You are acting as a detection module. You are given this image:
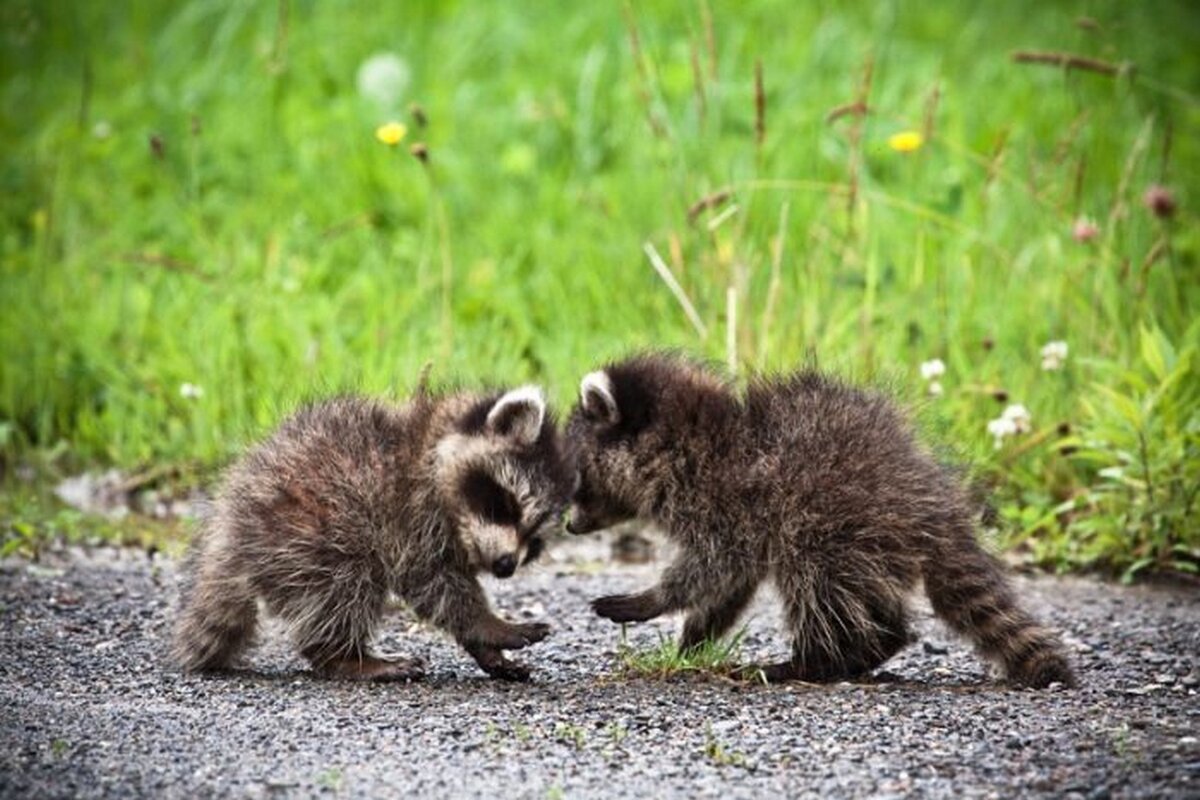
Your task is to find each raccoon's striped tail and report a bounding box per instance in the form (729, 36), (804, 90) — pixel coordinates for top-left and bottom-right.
(171, 519), (258, 672)
(923, 537), (1076, 688)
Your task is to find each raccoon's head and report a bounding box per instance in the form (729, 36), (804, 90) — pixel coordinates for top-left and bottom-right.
(564, 354), (734, 535)
(436, 386), (574, 578)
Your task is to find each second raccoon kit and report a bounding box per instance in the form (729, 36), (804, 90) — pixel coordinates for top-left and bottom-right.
(567, 353), (1076, 688)
(173, 386), (573, 682)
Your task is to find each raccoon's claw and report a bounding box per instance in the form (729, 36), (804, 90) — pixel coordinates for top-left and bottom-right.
(513, 621), (551, 645)
(466, 644), (533, 682)
(484, 657), (533, 682)
(591, 593), (658, 623)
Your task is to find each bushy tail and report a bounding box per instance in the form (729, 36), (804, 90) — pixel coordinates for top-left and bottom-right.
(923, 537), (1076, 688)
(172, 518), (258, 672)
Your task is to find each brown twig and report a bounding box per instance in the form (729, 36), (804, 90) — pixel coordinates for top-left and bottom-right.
(686, 188), (733, 224)
(1011, 50), (1130, 77)
(824, 101), (868, 124)
(123, 252), (212, 283)
(321, 211), (378, 239)
(1136, 237), (1169, 296)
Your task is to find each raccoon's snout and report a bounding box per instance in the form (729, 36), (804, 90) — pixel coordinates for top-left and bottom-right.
(491, 554), (518, 578)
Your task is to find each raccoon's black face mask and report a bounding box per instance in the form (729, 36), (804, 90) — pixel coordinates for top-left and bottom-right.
(565, 465), (636, 535)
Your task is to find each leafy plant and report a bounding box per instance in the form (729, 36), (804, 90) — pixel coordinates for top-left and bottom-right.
(1059, 323), (1200, 581)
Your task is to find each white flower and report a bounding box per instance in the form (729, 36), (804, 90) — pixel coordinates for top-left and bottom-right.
(180, 382), (204, 399)
(1041, 340), (1069, 371)
(919, 358), (946, 380)
(356, 53), (410, 110)
(1001, 403), (1032, 433)
(987, 416), (1017, 449)
(927, 380), (944, 397)
(987, 403), (1032, 448)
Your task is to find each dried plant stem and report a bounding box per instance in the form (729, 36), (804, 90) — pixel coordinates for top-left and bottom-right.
(825, 101), (868, 124)
(644, 242), (707, 339)
(700, 0), (716, 80)
(922, 81), (940, 147)
(726, 285), (738, 374)
(758, 201), (790, 358)
(271, 0), (290, 73)
(687, 187), (732, 223)
(754, 59), (765, 160)
(436, 198), (454, 354)
(622, 4), (668, 139)
(1137, 237), (1169, 296)
(1011, 50), (1129, 77)
(690, 37), (707, 124)
(706, 203), (739, 232)
(846, 55), (874, 230)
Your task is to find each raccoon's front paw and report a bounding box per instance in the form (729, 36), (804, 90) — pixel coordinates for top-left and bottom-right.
(465, 644), (534, 682)
(482, 656), (533, 683)
(591, 592), (660, 623)
(512, 621), (551, 645)
(318, 654), (426, 683)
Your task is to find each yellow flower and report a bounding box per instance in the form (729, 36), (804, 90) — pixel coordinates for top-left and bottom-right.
(887, 130), (923, 153)
(375, 121), (407, 146)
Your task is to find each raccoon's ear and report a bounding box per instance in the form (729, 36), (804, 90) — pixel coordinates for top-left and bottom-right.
(486, 386), (546, 445)
(580, 371), (619, 426)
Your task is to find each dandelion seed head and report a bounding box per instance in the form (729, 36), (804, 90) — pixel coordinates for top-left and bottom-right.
(919, 358), (946, 380)
(356, 53), (410, 110)
(1040, 340), (1069, 371)
(1001, 403), (1032, 433)
(180, 382), (204, 400)
(987, 416), (1017, 449)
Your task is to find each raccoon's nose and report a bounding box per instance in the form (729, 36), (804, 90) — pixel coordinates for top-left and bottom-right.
(491, 554), (517, 578)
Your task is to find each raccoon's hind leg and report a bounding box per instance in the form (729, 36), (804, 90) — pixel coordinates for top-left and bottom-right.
(172, 521), (259, 672)
(751, 564), (910, 683)
(923, 532), (1076, 688)
(269, 558), (424, 683)
(679, 578), (758, 652)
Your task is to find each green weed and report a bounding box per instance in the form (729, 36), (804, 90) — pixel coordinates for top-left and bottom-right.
(617, 625), (747, 679)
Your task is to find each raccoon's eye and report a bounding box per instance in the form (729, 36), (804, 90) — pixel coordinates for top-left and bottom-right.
(461, 470), (521, 527)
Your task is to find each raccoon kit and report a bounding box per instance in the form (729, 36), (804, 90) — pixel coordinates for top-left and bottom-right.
(173, 387), (573, 682)
(566, 353), (1076, 688)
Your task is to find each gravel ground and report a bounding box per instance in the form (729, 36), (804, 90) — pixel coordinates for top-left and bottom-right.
(1, 533), (1197, 799)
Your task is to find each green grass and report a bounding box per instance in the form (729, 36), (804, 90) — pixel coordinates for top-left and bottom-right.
(616, 627), (747, 679)
(2, 1), (1198, 574)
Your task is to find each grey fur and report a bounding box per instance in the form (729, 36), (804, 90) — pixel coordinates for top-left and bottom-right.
(566, 353), (1076, 688)
(173, 389), (573, 682)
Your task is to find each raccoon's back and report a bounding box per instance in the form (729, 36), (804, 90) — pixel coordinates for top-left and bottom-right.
(743, 372), (960, 528)
(218, 396), (425, 549)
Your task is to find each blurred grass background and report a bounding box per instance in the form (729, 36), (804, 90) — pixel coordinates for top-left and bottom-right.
(1, 1), (1197, 576)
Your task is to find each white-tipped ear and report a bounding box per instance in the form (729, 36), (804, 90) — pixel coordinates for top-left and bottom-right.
(486, 385), (546, 445)
(580, 371), (618, 425)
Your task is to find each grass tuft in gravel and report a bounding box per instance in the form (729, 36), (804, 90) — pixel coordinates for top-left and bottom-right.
(616, 626), (747, 680)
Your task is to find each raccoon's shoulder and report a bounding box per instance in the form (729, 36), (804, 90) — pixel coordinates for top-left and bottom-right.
(743, 370), (903, 432)
(256, 394), (435, 461)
